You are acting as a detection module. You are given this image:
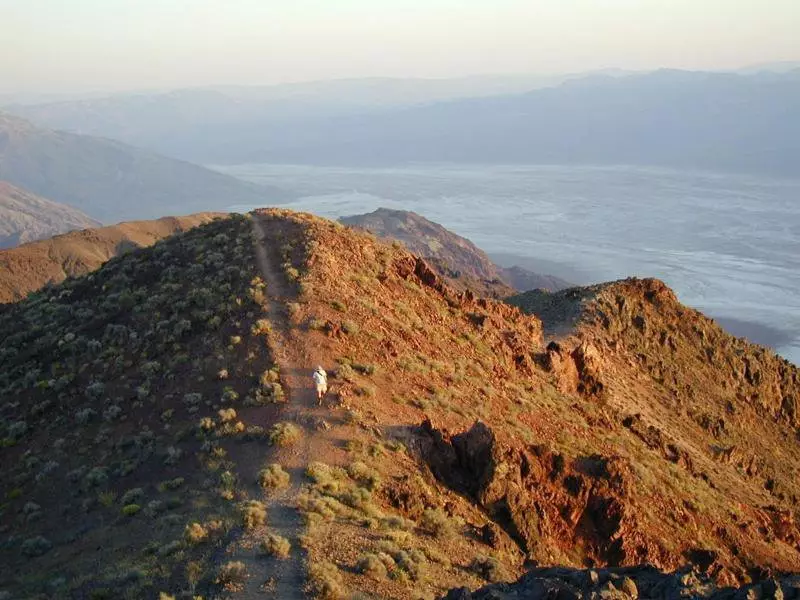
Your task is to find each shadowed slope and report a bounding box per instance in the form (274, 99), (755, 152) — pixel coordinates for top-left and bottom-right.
(0, 212), (226, 303)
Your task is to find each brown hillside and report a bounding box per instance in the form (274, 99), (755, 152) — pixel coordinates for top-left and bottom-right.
(1, 209), (798, 599)
(340, 207), (571, 296)
(0, 181), (99, 249)
(0, 212), (226, 303)
(252, 210), (800, 595)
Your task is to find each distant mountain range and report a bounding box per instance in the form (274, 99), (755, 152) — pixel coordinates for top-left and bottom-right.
(7, 69), (800, 176)
(0, 113), (283, 222)
(0, 181), (99, 248)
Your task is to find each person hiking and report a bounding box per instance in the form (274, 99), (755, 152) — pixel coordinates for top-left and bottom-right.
(312, 366), (328, 405)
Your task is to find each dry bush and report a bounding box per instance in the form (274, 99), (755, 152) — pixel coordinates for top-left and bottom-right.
(356, 553), (388, 579)
(259, 532), (291, 559)
(251, 319), (272, 335)
(184, 522), (209, 544)
(258, 463), (291, 491)
(218, 408), (237, 423)
(217, 560), (248, 589)
(420, 507), (455, 539)
(307, 560), (346, 599)
(269, 422), (302, 447)
(470, 555), (506, 583)
(241, 500), (267, 530)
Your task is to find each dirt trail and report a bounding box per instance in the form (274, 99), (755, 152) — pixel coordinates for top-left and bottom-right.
(226, 215), (324, 598)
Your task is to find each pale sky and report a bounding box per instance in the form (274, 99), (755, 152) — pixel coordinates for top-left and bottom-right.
(2, 0), (799, 93)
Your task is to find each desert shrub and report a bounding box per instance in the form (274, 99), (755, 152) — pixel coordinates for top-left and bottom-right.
(305, 462), (346, 486)
(347, 461), (381, 491)
(184, 522), (208, 544)
(221, 387), (239, 403)
(218, 408), (237, 423)
(85, 466), (109, 487)
(98, 491), (116, 507)
(308, 317), (327, 331)
(75, 408), (96, 424)
(241, 500), (267, 529)
(21, 536), (52, 557)
(216, 561), (247, 589)
(183, 392), (203, 406)
(251, 319), (272, 336)
(420, 508), (455, 539)
(356, 553), (388, 579)
(308, 560), (345, 599)
(335, 364), (356, 383)
(354, 385), (376, 397)
(380, 515), (415, 532)
(352, 363), (376, 376)
(259, 532), (291, 559)
(470, 555), (506, 582)
(122, 504), (141, 516)
(269, 422), (302, 447)
(258, 464), (291, 491)
(341, 320), (360, 335)
(331, 300), (347, 312)
(120, 487), (144, 505)
(158, 477), (185, 492)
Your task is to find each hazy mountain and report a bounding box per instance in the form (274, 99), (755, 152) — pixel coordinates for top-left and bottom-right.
(0, 181), (99, 249)
(5, 72), (625, 164)
(0, 113), (283, 222)
(1, 209), (798, 598)
(232, 69), (800, 176)
(7, 70), (799, 176)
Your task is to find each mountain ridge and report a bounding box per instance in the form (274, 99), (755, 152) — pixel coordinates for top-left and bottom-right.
(0, 212), (226, 303)
(0, 209), (798, 598)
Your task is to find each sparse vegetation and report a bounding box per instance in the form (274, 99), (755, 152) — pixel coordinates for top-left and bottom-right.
(259, 532), (291, 559)
(241, 500), (268, 529)
(258, 463), (291, 491)
(269, 421), (302, 447)
(307, 560), (346, 599)
(216, 560), (248, 589)
(420, 507), (456, 539)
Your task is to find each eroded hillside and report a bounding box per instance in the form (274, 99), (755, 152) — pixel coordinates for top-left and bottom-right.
(1, 209), (798, 599)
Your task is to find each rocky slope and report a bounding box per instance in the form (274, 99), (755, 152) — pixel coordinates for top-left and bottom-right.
(341, 208), (571, 295)
(442, 566), (800, 600)
(0, 209), (798, 599)
(0, 181), (99, 249)
(0, 112), (282, 222)
(0, 212), (225, 303)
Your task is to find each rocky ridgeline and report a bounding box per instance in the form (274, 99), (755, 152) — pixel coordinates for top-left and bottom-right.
(442, 566), (800, 600)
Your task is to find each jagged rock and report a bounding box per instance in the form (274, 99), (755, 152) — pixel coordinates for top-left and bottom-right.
(440, 567), (800, 600)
